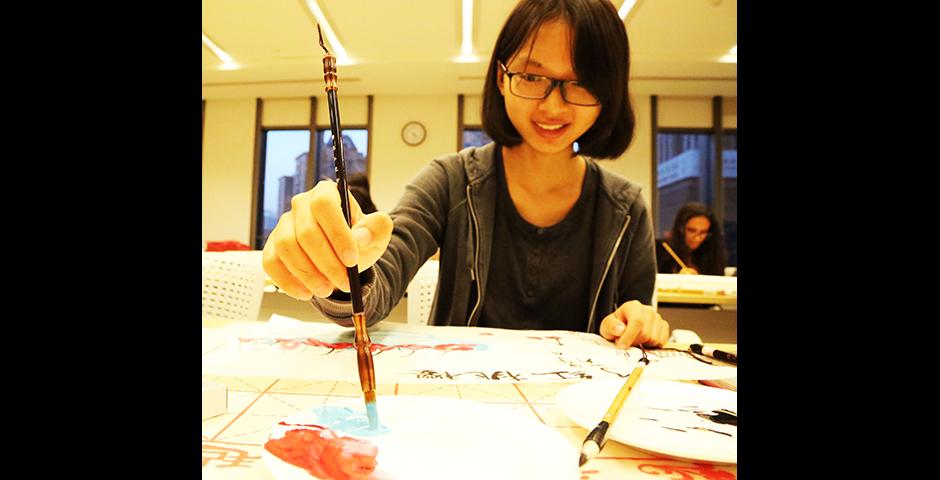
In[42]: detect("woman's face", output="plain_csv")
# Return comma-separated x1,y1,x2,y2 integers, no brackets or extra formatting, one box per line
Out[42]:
498,18,601,157
684,215,711,251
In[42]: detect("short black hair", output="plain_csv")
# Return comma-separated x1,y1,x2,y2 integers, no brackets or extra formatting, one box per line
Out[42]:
347,172,377,214
481,0,635,159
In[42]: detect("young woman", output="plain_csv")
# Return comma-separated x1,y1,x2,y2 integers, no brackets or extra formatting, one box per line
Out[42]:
657,202,728,276
262,0,668,349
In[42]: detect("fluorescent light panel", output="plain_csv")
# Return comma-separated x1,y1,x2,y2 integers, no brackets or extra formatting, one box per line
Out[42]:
304,0,350,64
720,44,737,63
618,0,637,20
453,0,480,62
202,33,239,70
462,0,473,55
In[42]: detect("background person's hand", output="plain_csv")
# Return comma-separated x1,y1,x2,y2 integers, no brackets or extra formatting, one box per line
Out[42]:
262,180,393,300
599,300,669,349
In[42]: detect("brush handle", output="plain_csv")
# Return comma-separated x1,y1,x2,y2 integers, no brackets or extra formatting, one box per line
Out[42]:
325,83,364,314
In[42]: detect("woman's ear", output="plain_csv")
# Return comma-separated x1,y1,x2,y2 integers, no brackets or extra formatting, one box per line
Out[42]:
496,65,506,97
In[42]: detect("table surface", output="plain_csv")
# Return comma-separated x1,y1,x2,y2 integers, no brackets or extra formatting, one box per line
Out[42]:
202,319,737,480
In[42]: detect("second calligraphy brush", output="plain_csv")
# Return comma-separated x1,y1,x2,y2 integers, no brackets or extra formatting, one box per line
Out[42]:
661,241,688,271
318,25,379,430
579,347,649,466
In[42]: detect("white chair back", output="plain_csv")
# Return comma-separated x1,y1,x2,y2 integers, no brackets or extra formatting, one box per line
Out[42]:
202,250,266,322
406,260,439,325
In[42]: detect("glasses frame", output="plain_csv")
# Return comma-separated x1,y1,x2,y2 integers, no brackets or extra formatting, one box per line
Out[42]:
498,62,600,106
685,227,712,240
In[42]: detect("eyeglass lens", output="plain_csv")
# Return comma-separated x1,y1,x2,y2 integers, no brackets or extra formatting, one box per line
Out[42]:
510,74,598,105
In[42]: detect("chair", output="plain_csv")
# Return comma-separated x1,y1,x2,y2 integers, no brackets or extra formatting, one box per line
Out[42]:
406,259,439,325
202,250,266,322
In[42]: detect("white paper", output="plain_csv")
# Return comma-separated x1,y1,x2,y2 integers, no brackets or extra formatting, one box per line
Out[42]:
201,315,737,383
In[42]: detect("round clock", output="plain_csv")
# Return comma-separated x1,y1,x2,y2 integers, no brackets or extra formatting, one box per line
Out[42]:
401,121,427,146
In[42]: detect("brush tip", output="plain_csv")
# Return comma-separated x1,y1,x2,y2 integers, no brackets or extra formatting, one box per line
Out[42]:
578,453,587,467
365,398,379,429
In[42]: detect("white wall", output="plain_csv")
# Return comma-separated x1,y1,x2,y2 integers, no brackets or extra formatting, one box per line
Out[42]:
602,94,653,209
202,98,257,247
370,95,458,211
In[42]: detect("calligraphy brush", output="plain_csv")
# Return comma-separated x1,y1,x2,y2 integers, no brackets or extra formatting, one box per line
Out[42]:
318,25,379,429
661,241,689,271
579,347,649,466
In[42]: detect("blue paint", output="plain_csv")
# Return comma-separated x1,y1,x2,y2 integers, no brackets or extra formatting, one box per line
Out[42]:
366,402,379,430
310,405,390,437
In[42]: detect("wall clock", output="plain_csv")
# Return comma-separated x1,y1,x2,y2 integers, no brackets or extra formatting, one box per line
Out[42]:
401,121,427,146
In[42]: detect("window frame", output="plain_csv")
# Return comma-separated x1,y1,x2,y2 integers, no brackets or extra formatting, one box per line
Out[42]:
651,95,737,266
252,97,373,249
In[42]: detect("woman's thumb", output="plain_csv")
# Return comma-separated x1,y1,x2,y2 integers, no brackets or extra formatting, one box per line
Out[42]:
352,225,373,249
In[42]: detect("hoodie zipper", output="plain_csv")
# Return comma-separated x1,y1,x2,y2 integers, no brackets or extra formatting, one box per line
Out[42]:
465,183,482,326
586,214,631,333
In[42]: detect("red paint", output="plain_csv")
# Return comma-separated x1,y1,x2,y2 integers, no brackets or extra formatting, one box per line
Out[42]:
637,463,735,480
239,337,481,354
202,443,260,468
265,426,378,480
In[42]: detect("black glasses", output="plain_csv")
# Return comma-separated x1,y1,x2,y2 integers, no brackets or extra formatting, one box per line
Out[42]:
685,227,711,239
498,62,600,106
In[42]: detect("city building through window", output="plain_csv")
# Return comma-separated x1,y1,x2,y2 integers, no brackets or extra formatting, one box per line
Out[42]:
255,128,369,247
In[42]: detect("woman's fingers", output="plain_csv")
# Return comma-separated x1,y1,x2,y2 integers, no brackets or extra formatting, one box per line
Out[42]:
599,313,625,341
352,212,394,270
614,303,645,349
290,182,362,292
262,180,393,297
600,300,670,350
262,214,332,299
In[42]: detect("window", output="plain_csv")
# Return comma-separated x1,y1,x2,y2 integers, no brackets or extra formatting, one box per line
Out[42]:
652,96,737,269
314,129,369,182
462,127,492,149
656,131,714,237
655,130,736,267
255,128,369,247
721,131,737,266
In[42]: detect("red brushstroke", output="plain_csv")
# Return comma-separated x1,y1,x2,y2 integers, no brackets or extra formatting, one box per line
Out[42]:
637,463,735,479
265,426,378,480
580,469,600,480
202,443,261,468
239,337,480,354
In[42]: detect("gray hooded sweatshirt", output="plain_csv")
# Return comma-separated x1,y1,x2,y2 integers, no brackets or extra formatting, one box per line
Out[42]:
311,142,655,335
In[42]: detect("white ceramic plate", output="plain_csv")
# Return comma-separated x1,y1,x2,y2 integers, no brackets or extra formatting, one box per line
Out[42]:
556,379,737,464
262,395,581,479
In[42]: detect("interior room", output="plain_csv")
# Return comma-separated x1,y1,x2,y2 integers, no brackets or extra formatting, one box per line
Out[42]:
203,0,736,341
203,2,738,478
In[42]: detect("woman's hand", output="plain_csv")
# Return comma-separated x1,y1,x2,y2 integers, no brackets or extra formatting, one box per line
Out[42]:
262,180,393,300
678,267,699,275
598,300,669,349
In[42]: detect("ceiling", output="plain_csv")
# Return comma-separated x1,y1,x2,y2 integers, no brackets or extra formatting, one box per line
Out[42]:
202,0,736,99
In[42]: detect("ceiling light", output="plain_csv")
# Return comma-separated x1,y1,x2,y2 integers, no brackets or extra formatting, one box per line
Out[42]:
462,0,474,56
202,33,239,70
303,0,351,64
618,0,637,20
719,44,737,63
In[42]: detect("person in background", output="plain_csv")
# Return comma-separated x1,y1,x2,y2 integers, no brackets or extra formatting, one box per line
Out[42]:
262,0,668,349
657,202,727,276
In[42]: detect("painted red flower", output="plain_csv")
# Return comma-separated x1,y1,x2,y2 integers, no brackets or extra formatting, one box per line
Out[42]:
265,426,378,480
